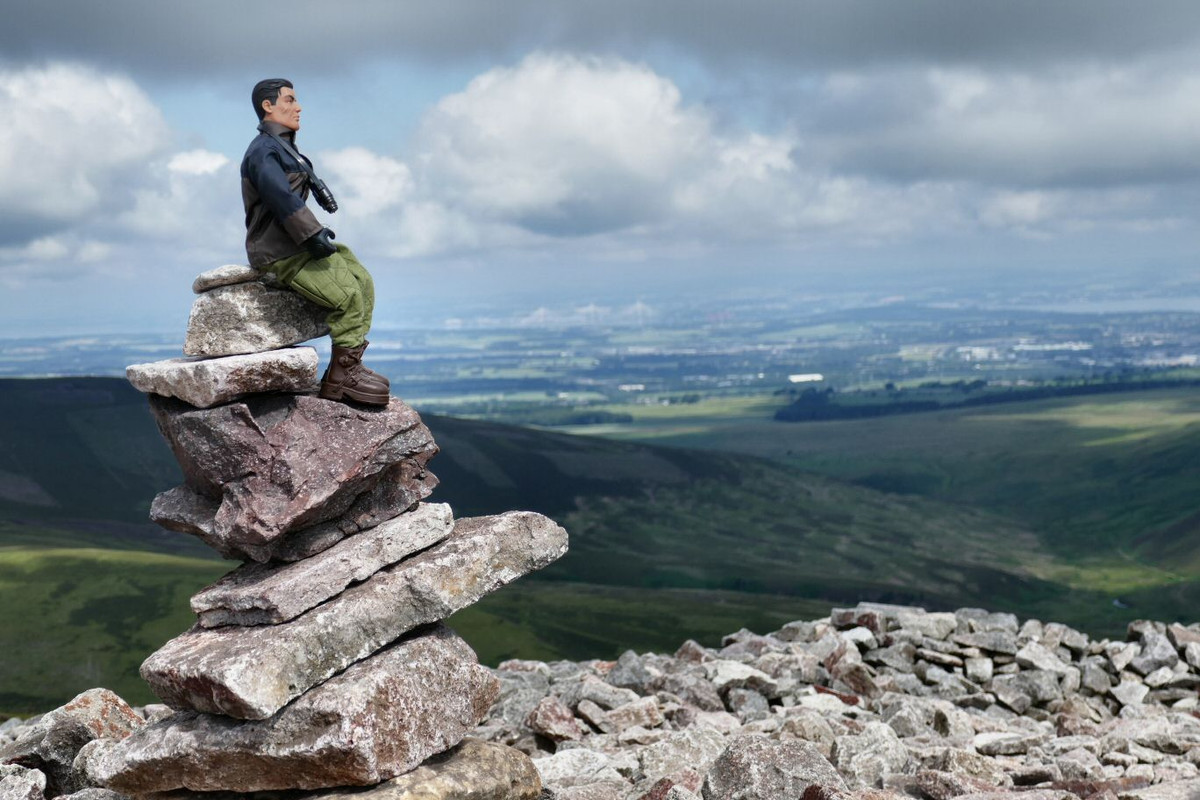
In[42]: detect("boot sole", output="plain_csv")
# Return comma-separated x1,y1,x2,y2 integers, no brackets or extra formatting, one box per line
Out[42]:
319,383,390,406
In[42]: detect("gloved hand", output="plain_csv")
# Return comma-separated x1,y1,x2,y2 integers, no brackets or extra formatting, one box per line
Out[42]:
303,227,337,259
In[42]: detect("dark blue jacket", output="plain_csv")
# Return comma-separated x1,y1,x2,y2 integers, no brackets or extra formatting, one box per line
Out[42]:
240,121,323,267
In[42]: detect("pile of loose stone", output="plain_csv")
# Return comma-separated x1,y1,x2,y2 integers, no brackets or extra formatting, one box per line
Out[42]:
475,602,1200,800
0,265,567,799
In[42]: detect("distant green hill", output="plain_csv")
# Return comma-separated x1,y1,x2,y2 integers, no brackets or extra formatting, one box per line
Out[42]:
0,377,1195,713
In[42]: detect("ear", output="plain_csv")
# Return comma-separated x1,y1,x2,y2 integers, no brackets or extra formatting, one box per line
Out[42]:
261,98,274,115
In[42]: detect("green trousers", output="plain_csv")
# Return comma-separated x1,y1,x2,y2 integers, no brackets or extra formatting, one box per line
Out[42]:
266,243,375,348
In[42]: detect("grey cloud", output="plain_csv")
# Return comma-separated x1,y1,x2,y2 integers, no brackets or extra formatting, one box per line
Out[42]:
6,1,1200,79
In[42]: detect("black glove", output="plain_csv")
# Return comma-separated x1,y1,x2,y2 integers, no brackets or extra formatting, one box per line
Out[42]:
304,227,337,259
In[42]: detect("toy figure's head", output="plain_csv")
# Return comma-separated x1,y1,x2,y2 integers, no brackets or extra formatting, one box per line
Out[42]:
253,78,300,131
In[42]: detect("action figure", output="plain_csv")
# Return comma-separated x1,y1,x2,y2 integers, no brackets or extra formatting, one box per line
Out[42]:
241,78,390,406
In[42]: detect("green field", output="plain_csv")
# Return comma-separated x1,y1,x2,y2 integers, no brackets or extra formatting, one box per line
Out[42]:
1,378,1197,713
563,387,1200,605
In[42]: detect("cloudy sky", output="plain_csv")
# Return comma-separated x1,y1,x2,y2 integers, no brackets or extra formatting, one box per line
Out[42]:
4,1,1200,335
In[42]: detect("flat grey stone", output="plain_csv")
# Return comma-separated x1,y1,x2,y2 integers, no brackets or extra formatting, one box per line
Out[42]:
192,502,454,627
142,511,568,719
1015,642,1071,675
192,264,265,293
96,625,498,794
149,393,438,560
126,348,319,408
1111,680,1150,706
184,281,329,357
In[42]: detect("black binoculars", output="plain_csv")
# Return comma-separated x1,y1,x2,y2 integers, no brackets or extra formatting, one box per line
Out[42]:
310,177,338,214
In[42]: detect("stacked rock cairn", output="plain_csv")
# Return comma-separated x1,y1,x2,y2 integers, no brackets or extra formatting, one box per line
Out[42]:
46,265,566,797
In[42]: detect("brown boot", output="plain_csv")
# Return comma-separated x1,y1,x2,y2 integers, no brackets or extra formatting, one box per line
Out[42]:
319,343,390,406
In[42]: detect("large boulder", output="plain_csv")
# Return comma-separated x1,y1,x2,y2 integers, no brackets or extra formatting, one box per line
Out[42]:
95,625,499,794
148,393,438,558
191,502,455,627
183,280,328,357
0,688,143,797
126,348,319,408
141,511,569,719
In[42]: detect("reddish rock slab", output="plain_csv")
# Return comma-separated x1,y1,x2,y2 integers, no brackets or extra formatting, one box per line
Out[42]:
96,625,498,794
148,393,438,559
141,511,568,719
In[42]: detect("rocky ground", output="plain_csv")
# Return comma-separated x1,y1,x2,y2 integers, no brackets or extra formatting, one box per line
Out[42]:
481,602,1200,800
2,602,1197,800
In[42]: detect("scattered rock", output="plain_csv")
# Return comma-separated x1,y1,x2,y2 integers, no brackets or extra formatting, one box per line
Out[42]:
701,735,846,800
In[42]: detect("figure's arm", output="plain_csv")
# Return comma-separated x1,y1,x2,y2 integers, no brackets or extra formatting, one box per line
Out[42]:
246,146,323,245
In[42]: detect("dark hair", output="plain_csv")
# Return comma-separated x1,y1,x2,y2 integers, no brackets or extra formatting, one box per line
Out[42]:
252,79,293,120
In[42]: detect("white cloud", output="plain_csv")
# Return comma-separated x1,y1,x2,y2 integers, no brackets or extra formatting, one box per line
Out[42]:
0,63,170,223
321,147,413,211
168,150,229,176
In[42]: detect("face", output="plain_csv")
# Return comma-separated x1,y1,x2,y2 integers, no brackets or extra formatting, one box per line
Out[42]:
262,86,301,131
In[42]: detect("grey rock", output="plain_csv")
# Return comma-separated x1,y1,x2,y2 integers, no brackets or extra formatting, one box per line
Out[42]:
191,502,454,626
1082,661,1114,694
1016,642,1072,675
126,348,319,409
0,688,142,797
1130,633,1180,676
524,697,584,743
897,611,957,640
972,730,1049,756
831,722,909,787
142,512,568,719
648,672,724,713
1166,623,1200,650
703,660,778,696
868,643,917,673
0,765,46,800
559,675,640,712
1186,642,1200,670
490,670,552,730
1108,642,1139,672
1117,779,1200,800
606,650,651,693
191,264,265,293
952,632,1018,655
640,729,728,785
534,749,625,789
702,735,846,800
725,688,770,722
151,740,542,800
184,280,329,357
965,657,994,684
58,789,127,800
883,703,927,738
933,748,1012,788
1055,747,1104,780
96,625,498,793
68,738,117,795
1111,681,1150,706
606,698,664,733
148,393,438,560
